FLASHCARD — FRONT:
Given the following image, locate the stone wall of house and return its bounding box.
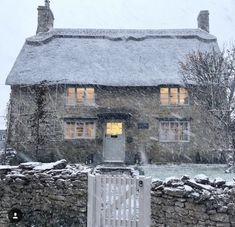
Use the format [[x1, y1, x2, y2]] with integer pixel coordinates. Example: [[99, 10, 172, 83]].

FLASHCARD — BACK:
[[0, 160, 88, 227], [7, 85, 225, 164], [151, 175, 235, 227]]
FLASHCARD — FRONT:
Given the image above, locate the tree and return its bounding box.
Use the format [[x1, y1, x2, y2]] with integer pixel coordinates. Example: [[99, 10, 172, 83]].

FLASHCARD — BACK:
[[180, 46, 235, 166]]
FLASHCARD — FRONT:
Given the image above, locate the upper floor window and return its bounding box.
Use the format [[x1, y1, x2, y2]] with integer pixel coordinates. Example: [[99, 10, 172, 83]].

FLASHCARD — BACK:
[[160, 87, 189, 105], [64, 120, 96, 139], [67, 87, 95, 106], [159, 121, 190, 142]]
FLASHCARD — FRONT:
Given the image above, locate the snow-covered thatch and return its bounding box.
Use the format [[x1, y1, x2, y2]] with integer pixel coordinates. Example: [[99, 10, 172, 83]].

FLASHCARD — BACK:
[[6, 28, 219, 86]]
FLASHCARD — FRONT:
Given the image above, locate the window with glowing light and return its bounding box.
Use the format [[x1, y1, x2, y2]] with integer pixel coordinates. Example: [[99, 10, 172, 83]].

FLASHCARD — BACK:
[[160, 87, 188, 105], [64, 121, 95, 139], [66, 87, 95, 105], [106, 122, 123, 136]]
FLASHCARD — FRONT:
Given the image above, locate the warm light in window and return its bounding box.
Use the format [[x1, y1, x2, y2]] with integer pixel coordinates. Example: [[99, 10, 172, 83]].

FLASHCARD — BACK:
[[77, 88, 85, 103], [160, 88, 169, 105], [106, 122, 123, 136], [160, 87, 189, 105], [170, 88, 178, 105], [86, 88, 95, 104], [86, 122, 95, 137], [66, 122, 75, 138], [67, 87, 95, 105], [67, 88, 76, 105], [76, 122, 84, 137], [65, 121, 95, 139], [179, 88, 188, 105]]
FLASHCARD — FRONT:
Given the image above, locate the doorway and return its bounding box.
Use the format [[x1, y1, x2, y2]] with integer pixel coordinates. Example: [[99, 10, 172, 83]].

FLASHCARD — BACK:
[[103, 122, 125, 162]]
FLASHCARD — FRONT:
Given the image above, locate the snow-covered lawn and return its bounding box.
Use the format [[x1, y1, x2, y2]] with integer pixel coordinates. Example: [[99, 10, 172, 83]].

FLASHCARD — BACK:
[[141, 164, 234, 181]]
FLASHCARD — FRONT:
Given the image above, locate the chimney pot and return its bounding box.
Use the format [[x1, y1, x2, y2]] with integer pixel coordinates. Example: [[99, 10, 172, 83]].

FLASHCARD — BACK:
[[197, 10, 209, 33], [36, 3, 54, 34]]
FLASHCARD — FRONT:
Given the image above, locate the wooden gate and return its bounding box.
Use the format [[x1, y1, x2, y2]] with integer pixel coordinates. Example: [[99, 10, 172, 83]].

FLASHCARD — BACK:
[[87, 173, 151, 227]]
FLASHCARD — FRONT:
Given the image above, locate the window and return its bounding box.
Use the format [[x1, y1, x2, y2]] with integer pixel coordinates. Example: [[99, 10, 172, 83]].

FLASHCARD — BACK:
[[66, 87, 95, 105], [67, 88, 76, 105], [159, 121, 189, 142], [106, 122, 123, 136], [160, 87, 188, 105], [64, 121, 95, 139]]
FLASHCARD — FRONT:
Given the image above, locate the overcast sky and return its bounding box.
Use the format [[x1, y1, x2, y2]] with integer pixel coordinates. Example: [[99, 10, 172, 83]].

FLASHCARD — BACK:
[[0, 0, 235, 129]]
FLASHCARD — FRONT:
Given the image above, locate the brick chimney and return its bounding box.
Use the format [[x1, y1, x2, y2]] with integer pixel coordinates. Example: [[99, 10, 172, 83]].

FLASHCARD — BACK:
[[36, 0, 54, 34], [197, 10, 209, 33]]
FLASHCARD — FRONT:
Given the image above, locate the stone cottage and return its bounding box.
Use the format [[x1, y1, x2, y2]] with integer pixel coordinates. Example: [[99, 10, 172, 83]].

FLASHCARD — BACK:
[[5, 1, 222, 164]]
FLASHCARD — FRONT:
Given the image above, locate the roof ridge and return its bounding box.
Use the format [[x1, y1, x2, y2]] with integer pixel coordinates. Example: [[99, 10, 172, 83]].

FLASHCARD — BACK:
[[26, 28, 217, 46]]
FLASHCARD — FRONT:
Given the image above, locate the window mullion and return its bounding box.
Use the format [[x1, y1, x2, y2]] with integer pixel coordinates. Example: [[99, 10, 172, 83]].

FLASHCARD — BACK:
[[178, 88, 180, 105], [168, 88, 170, 105], [160, 122, 162, 141], [168, 122, 170, 141], [74, 122, 76, 139], [75, 88, 77, 105], [83, 122, 86, 137], [178, 122, 180, 141], [83, 89, 86, 104]]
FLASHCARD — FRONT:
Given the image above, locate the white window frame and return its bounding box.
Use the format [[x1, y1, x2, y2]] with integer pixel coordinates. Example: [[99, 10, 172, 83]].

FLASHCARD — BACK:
[[64, 121, 96, 139], [159, 121, 190, 142], [66, 87, 95, 106], [160, 87, 189, 106]]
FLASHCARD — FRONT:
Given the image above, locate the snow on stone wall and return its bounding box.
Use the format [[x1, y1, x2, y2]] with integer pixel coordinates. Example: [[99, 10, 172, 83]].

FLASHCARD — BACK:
[[0, 161, 235, 226], [0, 160, 89, 226], [151, 175, 235, 226]]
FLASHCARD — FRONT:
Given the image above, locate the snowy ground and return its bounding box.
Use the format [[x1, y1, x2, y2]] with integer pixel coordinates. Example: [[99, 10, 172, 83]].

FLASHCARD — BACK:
[[141, 164, 234, 181]]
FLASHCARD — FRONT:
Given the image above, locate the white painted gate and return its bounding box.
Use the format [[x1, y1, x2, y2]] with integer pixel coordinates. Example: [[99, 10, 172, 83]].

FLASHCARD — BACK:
[[87, 173, 151, 227]]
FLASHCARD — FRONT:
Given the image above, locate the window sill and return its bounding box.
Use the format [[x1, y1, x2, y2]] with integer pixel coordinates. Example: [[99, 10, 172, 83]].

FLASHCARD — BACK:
[[160, 104, 190, 107], [65, 103, 97, 108]]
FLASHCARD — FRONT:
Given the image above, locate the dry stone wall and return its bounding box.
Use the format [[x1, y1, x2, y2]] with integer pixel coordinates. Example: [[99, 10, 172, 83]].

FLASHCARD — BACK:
[[1, 160, 235, 227], [151, 175, 235, 227], [0, 160, 88, 227]]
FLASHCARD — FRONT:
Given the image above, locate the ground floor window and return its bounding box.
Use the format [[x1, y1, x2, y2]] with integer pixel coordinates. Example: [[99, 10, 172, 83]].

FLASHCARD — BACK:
[[64, 121, 96, 139], [159, 121, 190, 142]]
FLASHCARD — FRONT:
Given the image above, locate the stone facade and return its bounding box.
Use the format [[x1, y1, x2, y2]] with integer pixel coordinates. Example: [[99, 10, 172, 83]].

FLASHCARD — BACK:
[[7, 85, 225, 164], [151, 176, 235, 227], [0, 161, 88, 226]]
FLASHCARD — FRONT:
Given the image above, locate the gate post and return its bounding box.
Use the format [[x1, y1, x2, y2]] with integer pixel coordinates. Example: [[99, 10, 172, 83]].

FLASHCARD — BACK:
[[87, 173, 96, 227], [138, 176, 151, 227]]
